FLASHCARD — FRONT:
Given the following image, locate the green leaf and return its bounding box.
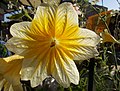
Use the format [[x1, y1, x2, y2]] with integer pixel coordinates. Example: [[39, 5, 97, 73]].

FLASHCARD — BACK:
[[7, 13, 24, 19], [0, 44, 8, 57]]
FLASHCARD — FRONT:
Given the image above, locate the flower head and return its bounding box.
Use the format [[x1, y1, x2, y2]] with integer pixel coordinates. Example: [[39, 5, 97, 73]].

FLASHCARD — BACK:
[[102, 29, 120, 44], [6, 2, 100, 88], [0, 55, 24, 91]]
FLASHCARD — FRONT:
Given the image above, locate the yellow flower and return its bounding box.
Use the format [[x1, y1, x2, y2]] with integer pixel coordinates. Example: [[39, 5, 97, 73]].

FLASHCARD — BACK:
[[0, 55, 24, 91], [6, 2, 100, 88], [102, 29, 120, 44]]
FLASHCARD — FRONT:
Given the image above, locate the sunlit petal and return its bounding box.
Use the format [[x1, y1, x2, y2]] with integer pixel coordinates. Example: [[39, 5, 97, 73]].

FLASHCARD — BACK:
[[55, 3, 79, 38], [21, 48, 49, 87], [6, 37, 50, 58], [32, 3, 57, 37], [0, 55, 24, 91], [102, 30, 120, 44], [10, 22, 33, 40], [51, 48, 79, 88], [73, 28, 100, 60]]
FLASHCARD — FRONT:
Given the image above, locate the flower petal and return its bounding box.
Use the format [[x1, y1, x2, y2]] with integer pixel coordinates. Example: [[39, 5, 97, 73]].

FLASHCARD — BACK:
[[58, 28, 100, 61], [6, 37, 50, 57], [10, 22, 32, 39], [32, 2, 78, 38], [20, 48, 49, 87], [9, 22, 47, 42], [21, 57, 47, 87], [32, 3, 57, 37], [55, 2, 79, 38], [9, 22, 48, 42], [0, 55, 23, 91], [51, 48, 79, 88], [102, 30, 120, 44], [72, 28, 100, 60]]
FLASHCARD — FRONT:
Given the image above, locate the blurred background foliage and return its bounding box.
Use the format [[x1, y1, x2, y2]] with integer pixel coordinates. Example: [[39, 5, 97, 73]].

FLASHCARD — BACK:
[[0, 0, 120, 91]]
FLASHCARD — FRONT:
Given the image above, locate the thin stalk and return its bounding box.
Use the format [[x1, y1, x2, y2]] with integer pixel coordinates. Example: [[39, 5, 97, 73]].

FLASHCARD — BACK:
[[111, 44, 119, 90], [0, 31, 2, 41], [23, 9, 32, 21], [111, 44, 118, 69], [88, 58, 95, 91], [25, 13, 32, 21]]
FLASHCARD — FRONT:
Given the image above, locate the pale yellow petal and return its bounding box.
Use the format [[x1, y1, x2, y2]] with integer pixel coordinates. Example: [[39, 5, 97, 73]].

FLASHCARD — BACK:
[[73, 28, 100, 60], [4, 59, 22, 86], [0, 55, 23, 73], [21, 57, 48, 87], [10, 22, 34, 40], [32, 3, 57, 37], [51, 48, 79, 88], [55, 2, 79, 38], [6, 37, 50, 58], [102, 30, 120, 44], [21, 48, 50, 87], [10, 22, 50, 41], [0, 55, 23, 90], [3, 55, 24, 62], [32, 2, 78, 38], [58, 28, 100, 61]]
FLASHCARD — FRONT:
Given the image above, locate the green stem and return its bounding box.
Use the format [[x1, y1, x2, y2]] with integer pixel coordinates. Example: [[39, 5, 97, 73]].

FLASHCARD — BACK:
[[60, 86, 64, 91], [88, 58, 95, 91], [69, 86, 72, 91], [111, 44, 119, 90], [111, 44, 118, 69], [23, 9, 32, 21], [25, 13, 32, 21]]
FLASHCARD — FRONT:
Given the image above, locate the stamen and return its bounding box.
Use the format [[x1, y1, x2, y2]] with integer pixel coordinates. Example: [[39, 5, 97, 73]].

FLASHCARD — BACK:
[[50, 40, 56, 47]]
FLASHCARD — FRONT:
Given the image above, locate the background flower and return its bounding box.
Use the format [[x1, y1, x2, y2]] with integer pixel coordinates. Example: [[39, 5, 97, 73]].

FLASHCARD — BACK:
[[102, 29, 120, 44], [0, 55, 24, 91]]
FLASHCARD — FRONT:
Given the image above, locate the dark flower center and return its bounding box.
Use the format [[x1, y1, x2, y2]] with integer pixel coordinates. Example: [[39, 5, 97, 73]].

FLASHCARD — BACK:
[[50, 40, 56, 47]]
